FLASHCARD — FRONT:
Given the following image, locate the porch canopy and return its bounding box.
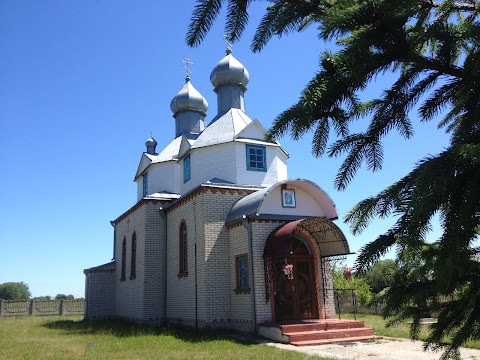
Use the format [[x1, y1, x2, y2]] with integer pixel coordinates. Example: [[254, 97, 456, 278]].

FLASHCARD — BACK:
[[264, 218, 351, 258]]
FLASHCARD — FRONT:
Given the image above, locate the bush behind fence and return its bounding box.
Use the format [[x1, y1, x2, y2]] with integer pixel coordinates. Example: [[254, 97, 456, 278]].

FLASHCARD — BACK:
[[0, 299, 85, 317]]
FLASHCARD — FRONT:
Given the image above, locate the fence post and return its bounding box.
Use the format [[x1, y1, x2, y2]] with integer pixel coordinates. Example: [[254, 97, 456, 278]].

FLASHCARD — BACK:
[[60, 300, 66, 316], [30, 299, 35, 315], [0, 299, 3, 317], [336, 292, 342, 320], [352, 290, 357, 321]]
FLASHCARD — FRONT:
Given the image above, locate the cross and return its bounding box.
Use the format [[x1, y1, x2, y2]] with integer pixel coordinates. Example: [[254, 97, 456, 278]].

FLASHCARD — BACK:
[[182, 57, 193, 77], [223, 34, 233, 51]]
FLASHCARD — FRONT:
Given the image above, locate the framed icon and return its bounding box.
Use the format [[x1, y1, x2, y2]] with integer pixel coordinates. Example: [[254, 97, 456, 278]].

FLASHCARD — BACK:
[[282, 189, 296, 208]]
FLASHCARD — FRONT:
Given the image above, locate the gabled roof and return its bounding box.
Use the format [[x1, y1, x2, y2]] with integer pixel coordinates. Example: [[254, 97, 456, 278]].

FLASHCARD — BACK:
[[153, 136, 183, 163], [135, 136, 188, 180], [135, 153, 155, 180], [234, 118, 267, 141], [191, 108, 254, 149]]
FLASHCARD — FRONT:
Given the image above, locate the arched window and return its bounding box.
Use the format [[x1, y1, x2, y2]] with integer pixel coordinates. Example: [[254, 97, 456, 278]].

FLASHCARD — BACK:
[[179, 222, 188, 275], [121, 237, 127, 281], [130, 233, 136, 279]]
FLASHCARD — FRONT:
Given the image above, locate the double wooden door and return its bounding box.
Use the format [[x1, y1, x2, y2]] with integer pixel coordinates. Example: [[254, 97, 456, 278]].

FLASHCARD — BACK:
[[273, 256, 319, 321]]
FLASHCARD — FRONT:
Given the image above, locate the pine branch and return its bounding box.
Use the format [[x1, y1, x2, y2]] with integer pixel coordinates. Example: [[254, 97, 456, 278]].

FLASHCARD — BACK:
[[186, 0, 223, 47]]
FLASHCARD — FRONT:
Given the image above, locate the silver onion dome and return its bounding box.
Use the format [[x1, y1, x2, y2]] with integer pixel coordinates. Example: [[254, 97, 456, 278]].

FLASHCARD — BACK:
[[210, 49, 250, 90], [145, 136, 157, 154], [170, 76, 208, 116]]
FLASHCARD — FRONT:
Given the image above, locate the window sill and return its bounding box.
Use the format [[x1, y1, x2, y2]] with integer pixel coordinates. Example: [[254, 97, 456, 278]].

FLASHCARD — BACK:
[[129, 275, 136, 280], [177, 272, 188, 279], [120, 277, 126, 282], [234, 288, 250, 294]]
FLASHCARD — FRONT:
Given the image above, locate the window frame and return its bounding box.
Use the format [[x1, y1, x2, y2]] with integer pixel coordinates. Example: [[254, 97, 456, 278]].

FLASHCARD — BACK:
[[142, 173, 148, 197], [235, 254, 250, 293], [183, 154, 191, 183], [121, 237, 127, 282], [179, 221, 188, 277], [246, 144, 267, 172], [130, 232, 137, 279]]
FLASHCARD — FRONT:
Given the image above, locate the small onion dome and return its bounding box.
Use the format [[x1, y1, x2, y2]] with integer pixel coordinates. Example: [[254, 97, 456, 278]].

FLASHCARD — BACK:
[[145, 136, 157, 154], [170, 76, 208, 116], [210, 49, 250, 90]]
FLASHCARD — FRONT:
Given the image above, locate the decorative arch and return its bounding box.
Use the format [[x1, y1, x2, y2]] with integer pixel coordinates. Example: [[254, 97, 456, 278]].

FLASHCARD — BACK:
[[263, 217, 351, 321]]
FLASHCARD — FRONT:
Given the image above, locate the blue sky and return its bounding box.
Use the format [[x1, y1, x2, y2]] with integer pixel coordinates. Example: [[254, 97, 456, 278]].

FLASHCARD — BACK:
[[0, 1, 450, 298]]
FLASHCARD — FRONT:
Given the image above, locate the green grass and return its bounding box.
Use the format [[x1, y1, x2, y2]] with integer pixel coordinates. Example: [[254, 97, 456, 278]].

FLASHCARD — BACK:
[[340, 313, 480, 350], [0, 316, 330, 360]]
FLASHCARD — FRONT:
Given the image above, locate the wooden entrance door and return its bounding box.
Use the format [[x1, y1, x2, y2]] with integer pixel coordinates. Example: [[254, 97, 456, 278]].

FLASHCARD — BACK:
[[273, 256, 319, 321]]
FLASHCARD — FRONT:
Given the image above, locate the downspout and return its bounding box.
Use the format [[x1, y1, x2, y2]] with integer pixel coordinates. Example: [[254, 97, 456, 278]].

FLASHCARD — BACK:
[[110, 220, 116, 261], [159, 207, 167, 323], [242, 215, 256, 333]]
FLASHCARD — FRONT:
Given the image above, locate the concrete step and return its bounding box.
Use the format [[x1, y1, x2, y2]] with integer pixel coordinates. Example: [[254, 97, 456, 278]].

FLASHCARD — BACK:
[[290, 335, 377, 346], [279, 320, 366, 333], [285, 327, 375, 342]]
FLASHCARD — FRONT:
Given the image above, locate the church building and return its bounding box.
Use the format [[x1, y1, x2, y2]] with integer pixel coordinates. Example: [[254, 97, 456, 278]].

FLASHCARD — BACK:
[[84, 48, 352, 335]]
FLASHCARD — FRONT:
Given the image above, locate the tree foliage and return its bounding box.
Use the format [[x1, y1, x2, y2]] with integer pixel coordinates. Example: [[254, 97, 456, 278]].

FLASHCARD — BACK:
[[360, 259, 399, 294], [187, 0, 480, 357], [0, 282, 31, 300], [332, 266, 372, 307], [55, 294, 74, 300]]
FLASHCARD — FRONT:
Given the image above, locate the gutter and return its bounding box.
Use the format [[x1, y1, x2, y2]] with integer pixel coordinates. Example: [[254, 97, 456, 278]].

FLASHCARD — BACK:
[[110, 220, 116, 261], [242, 215, 256, 333]]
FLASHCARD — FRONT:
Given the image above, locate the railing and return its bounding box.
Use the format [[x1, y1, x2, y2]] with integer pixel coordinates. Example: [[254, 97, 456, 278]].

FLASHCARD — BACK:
[[0, 299, 85, 317]]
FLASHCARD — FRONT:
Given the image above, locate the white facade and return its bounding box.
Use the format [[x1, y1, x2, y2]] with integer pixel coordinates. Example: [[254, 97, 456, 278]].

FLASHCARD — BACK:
[[84, 49, 350, 331]]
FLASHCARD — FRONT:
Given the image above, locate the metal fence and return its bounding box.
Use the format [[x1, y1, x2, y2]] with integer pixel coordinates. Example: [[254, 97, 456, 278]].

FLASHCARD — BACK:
[[0, 299, 84, 317], [333, 289, 386, 320]]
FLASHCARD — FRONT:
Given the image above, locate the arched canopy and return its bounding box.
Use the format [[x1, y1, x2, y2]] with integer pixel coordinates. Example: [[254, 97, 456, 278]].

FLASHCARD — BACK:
[[227, 179, 339, 223], [263, 218, 351, 258]]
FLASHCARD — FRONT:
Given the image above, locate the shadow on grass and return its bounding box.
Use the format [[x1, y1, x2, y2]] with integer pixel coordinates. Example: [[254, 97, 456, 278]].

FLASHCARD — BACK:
[[43, 319, 256, 345]]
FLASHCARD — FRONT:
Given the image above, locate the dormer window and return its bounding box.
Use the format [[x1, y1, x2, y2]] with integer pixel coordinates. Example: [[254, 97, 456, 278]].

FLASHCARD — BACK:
[[246, 144, 266, 172], [142, 173, 148, 197], [184, 155, 191, 183]]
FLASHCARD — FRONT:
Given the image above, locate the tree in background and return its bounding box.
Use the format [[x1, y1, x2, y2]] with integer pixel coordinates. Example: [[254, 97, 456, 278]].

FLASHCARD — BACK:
[[187, 1, 480, 357], [360, 259, 399, 295], [0, 282, 31, 300], [55, 294, 75, 300], [332, 265, 372, 307]]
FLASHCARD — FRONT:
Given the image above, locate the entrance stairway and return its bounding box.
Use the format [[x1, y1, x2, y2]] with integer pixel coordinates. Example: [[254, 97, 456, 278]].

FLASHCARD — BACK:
[[258, 319, 375, 346]]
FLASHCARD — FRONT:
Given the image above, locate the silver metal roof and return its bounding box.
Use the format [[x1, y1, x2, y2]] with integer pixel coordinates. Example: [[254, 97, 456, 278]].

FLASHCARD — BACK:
[[144, 192, 181, 201], [152, 136, 183, 163], [191, 108, 253, 149]]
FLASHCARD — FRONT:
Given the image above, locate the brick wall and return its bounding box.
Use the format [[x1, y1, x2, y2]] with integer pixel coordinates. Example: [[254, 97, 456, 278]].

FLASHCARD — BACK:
[[114, 203, 147, 321], [85, 269, 115, 319]]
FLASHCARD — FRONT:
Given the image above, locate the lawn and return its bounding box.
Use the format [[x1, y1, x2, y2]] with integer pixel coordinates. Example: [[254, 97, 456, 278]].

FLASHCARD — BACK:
[[341, 313, 480, 350], [0, 316, 329, 360]]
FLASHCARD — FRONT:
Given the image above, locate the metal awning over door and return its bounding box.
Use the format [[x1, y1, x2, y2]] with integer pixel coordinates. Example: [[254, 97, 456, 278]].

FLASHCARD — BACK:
[[263, 217, 351, 258]]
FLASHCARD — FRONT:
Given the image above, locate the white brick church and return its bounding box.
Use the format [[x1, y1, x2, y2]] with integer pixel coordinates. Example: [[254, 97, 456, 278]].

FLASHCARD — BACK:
[[84, 49, 352, 333]]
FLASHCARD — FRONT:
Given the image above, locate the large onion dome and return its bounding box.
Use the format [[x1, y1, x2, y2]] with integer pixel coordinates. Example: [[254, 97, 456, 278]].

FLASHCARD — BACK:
[[170, 76, 208, 116], [210, 49, 250, 90]]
